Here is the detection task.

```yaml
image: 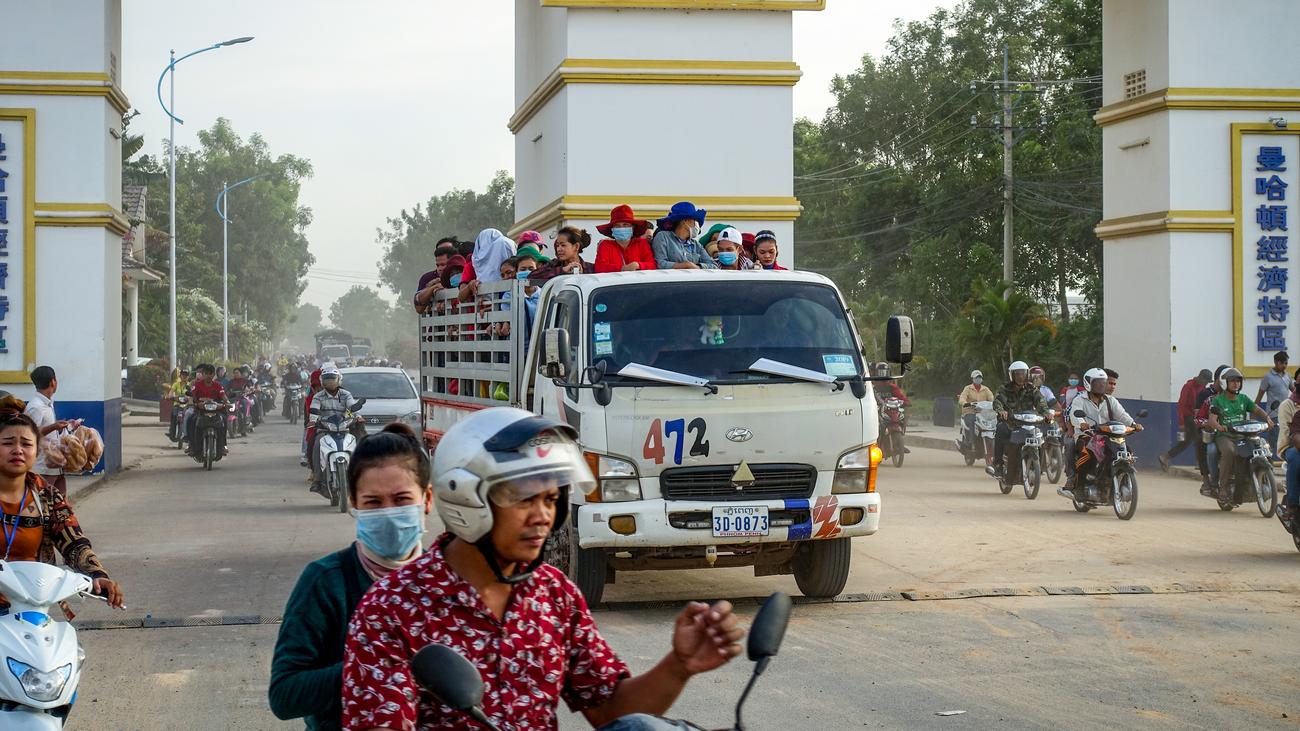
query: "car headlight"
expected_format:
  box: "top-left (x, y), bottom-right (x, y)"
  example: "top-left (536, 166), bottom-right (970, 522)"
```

top-left (583, 452), bottom-right (642, 502)
top-left (402, 411), bottom-right (422, 426)
top-left (833, 444), bottom-right (883, 494)
top-left (7, 658), bottom-right (72, 702)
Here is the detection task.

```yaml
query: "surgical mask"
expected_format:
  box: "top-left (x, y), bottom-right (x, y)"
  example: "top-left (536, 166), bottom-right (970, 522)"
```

top-left (717, 251), bottom-right (739, 266)
top-left (611, 226), bottom-right (634, 242)
top-left (688, 222), bottom-right (701, 240)
top-left (450, 273), bottom-right (462, 286)
top-left (1068, 378), bottom-right (1080, 386)
top-left (353, 505), bottom-right (425, 560)
top-left (516, 269), bottom-right (532, 281)
top-left (973, 377), bottom-right (983, 385)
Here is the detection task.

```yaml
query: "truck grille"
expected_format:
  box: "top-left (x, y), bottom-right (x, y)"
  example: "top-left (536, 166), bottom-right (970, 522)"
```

top-left (659, 463), bottom-right (816, 501)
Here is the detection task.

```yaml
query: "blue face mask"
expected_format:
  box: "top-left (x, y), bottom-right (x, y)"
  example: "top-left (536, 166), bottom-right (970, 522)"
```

top-left (516, 269), bottom-right (532, 281)
top-left (353, 505), bottom-right (426, 560)
top-left (450, 273), bottom-right (462, 287)
top-left (718, 251), bottom-right (739, 266)
top-left (611, 226), bottom-right (634, 242)
top-left (1068, 378), bottom-right (1080, 387)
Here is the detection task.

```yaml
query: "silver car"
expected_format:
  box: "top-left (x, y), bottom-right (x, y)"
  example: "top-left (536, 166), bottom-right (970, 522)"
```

top-left (338, 367), bottom-right (420, 435)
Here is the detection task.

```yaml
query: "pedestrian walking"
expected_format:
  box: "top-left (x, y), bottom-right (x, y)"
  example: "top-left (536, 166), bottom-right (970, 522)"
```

top-left (1255, 350), bottom-right (1292, 462)
top-left (1159, 368), bottom-right (1213, 472)
top-left (24, 366), bottom-right (72, 498)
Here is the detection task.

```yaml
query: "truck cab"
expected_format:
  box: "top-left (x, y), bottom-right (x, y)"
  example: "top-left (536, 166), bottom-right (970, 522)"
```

top-left (419, 270), bottom-right (913, 604)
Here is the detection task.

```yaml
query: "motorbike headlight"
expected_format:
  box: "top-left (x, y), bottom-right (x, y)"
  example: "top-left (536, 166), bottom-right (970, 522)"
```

top-left (7, 658), bottom-right (72, 702)
top-left (834, 444), bottom-right (883, 494)
top-left (582, 452), bottom-right (642, 502)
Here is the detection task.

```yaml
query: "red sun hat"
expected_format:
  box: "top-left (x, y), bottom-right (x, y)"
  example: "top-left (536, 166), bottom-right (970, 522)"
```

top-left (597, 204), bottom-right (651, 238)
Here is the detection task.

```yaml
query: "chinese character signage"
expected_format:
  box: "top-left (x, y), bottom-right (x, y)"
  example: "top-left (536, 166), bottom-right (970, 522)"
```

top-left (1241, 133), bottom-right (1300, 368)
top-left (0, 114), bottom-right (28, 377)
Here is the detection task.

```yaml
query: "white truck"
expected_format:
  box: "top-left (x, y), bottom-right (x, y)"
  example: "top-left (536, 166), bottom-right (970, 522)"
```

top-left (418, 270), bottom-right (914, 603)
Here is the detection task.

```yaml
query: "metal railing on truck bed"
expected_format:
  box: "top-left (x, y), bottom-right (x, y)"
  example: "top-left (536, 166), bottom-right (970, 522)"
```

top-left (418, 280), bottom-right (530, 412)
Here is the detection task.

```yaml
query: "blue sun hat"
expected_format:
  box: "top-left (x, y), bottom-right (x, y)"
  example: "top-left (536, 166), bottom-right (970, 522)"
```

top-left (656, 201), bottom-right (708, 230)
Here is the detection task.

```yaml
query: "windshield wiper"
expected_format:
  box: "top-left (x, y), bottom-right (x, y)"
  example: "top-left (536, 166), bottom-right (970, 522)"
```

top-left (746, 358), bottom-right (843, 389)
top-left (617, 363), bottom-right (717, 394)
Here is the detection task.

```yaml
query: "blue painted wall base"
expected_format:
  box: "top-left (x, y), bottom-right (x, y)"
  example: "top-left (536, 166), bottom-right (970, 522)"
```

top-left (1115, 398), bottom-right (1182, 472)
top-left (56, 399), bottom-right (121, 474)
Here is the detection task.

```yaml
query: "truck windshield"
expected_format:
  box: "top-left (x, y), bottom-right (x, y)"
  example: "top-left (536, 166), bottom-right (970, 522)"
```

top-left (321, 345), bottom-right (349, 360)
top-left (589, 281), bottom-right (863, 383)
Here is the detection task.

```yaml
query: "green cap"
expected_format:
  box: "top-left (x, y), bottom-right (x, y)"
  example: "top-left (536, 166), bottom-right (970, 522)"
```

top-left (516, 244), bottom-right (551, 264)
top-left (698, 222), bottom-right (731, 247)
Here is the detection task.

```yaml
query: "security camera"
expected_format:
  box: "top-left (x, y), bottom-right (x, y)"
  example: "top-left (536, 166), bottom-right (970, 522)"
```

top-left (1270, 116), bottom-right (1287, 129)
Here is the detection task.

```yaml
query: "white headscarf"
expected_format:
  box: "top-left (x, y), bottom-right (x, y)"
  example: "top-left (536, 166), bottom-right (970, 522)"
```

top-left (471, 228), bottom-right (516, 283)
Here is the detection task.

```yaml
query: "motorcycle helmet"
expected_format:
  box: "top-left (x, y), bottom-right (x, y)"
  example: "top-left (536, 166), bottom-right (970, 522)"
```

top-left (873, 362), bottom-right (892, 378)
top-left (1028, 365), bottom-right (1045, 384)
top-left (970, 370), bottom-right (983, 380)
top-left (432, 407), bottom-right (595, 584)
top-left (1084, 367), bottom-right (1108, 394)
top-left (1008, 360), bottom-right (1029, 377)
top-left (1221, 367), bottom-right (1244, 390)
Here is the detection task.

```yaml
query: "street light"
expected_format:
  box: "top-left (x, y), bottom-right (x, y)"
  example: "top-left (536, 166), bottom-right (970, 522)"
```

top-left (156, 36), bottom-right (254, 369)
top-left (215, 173), bottom-right (271, 360)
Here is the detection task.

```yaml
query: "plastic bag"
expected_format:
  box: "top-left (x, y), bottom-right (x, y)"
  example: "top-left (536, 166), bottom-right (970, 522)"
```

top-left (75, 426), bottom-right (104, 469)
top-left (39, 432), bottom-right (66, 469)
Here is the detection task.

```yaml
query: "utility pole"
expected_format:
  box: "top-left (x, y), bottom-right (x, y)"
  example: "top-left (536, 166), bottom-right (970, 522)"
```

top-left (1001, 42), bottom-right (1014, 291)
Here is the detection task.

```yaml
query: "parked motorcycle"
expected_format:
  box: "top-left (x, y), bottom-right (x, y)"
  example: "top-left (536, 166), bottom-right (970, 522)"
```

top-left (878, 397), bottom-right (907, 467)
top-left (413, 592), bottom-right (792, 731)
top-left (1057, 408), bottom-right (1145, 520)
top-left (957, 401), bottom-right (996, 467)
top-left (1205, 416), bottom-right (1277, 517)
top-left (284, 384), bottom-right (304, 425)
top-left (1043, 409), bottom-right (1065, 484)
top-left (990, 412), bottom-right (1045, 499)
top-left (190, 399), bottom-right (229, 471)
top-left (313, 399), bottom-right (367, 513)
top-left (0, 561), bottom-right (107, 729)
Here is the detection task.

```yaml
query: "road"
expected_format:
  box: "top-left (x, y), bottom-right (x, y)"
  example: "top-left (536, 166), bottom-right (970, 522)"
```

top-left (63, 420), bottom-right (1299, 730)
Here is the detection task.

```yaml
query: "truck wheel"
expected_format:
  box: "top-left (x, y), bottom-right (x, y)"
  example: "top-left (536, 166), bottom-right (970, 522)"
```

top-left (792, 537), bottom-right (851, 598)
top-left (546, 522), bottom-right (608, 606)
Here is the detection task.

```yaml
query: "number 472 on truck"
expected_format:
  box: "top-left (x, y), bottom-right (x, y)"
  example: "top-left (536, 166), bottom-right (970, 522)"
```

top-left (418, 269), bottom-right (914, 604)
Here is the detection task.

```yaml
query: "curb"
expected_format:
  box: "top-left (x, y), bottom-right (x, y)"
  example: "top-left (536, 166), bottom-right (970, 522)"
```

top-left (67, 444), bottom-right (166, 504)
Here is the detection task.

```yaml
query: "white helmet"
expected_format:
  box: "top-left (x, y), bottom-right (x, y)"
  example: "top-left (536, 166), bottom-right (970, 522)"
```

top-left (1083, 367), bottom-right (1108, 391)
top-left (432, 407), bottom-right (594, 583)
top-left (1008, 360), bottom-right (1029, 376)
top-left (321, 366), bottom-right (341, 384)
top-left (970, 370), bottom-right (983, 380)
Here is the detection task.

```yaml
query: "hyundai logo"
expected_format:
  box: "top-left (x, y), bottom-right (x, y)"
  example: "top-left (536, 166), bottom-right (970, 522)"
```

top-left (725, 427), bottom-right (753, 443)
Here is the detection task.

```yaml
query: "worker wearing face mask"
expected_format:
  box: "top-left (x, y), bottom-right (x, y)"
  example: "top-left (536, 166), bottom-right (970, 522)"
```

top-left (712, 227), bottom-right (757, 270)
top-left (651, 201), bottom-right (718, 270)
top-left (594, 205), bottom-right (658, 273)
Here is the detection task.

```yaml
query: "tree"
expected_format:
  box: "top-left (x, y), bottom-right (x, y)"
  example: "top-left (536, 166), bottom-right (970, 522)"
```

top-left (955, 280), bottom-right (1058, 377)
top-left (377, 171), bottom-right (514, 306)
top-left (284, 302), bottom-right (323, 354)
top-left (329, 286), bottom-right (394, 350)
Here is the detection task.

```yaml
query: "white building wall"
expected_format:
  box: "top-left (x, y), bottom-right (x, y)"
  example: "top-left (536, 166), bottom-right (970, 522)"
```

top-left (565, 8), bottom-right (792, 61)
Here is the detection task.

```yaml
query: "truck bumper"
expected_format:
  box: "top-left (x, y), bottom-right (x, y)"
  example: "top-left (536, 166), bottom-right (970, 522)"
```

top-left (575, 493), bottom-right (880, 550)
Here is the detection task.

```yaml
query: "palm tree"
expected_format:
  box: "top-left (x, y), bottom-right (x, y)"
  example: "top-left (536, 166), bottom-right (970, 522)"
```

top-left (956, 280), bottom-right (1057, 376)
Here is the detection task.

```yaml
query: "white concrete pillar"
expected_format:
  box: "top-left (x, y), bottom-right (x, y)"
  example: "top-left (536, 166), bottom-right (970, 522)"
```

top-left (125, 279), bottom-right (138, 363)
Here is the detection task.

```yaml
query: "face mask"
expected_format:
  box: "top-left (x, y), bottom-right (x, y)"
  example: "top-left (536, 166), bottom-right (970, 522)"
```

top-left (516, 269), bottom-right (532, 281)
top-left (688, 222), bottom-right (701, 240)
top-left (717, 251), bottom-right (739, 266)
top-left (450, 274), bottom-right (462, 286)
top-left (973, 378), bottom-right (983, 385)
top-left (611, 226), bottom-right (634, 242)
top-left (353, 504), bottom-right (425, 560)
top-left (1068, 378), bottom-right (1079, 387)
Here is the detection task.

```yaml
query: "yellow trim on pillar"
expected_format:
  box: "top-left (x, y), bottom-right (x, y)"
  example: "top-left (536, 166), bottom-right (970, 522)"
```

top-left (540, 0), bottom-right (825, 9)
top-left (510, 58), bottom-right (801, 132)
top-left (0, 71), bottom-right (111, 82)
top-left (1094, 210), bottom-right (1234, 239)
top-left (0, 78), bottom-right (129, 115)
top-left (0, 109), bottom-right (37, 383)
top-left (511, 194), bottom-right (801, 237)
top-left (1096, 87), bottom-right (1300, 127)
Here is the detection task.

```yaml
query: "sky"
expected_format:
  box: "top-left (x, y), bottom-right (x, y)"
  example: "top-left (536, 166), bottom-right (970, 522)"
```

top-left (121, 0), bottom-right (954, 318)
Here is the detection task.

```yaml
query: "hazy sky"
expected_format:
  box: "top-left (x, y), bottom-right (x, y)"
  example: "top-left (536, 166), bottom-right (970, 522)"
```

top-left (121, 0), bottom-right (954, 317)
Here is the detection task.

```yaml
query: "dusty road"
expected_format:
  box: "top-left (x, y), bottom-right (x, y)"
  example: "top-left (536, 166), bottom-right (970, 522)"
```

top-left (61, 422), bottom-right (1299, 729)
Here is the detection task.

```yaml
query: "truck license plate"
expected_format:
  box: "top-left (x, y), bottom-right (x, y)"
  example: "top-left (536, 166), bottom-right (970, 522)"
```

top-left (712, 506), bottom-right (769, 538)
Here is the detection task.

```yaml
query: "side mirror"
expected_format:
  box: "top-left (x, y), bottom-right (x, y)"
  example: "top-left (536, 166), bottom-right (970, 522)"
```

top-left (412, 645), bottom-right (498, 730)
top-left (1073, 410), bottom-right (1085, 418)
top-left (747, 592), bottom-right (792, 662)
top-left (1136, 409), bottom-right (1149, 418)
top-left (541, 328), bottom-right (572, 380)
top-left (1210, 406), bottom-right (1222, 416)
top-left (885, 316), bottom-right (914, 365)
top-left (352, 398), bottom-right (367, 411)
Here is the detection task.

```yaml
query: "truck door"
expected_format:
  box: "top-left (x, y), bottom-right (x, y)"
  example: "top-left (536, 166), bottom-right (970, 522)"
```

top-left (535, 289), bottom-right (581, 424)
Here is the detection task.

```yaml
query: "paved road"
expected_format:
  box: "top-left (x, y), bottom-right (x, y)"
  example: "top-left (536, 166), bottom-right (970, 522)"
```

top-left (63, 422), bottom-right (1299, 730)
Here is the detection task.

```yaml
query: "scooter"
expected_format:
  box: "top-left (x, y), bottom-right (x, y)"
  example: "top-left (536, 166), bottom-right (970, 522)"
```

top-left (0, 561), bottom-right (101, 729)
top-left (879, 397), bottom-right (907, 468)
top-left (413, 592), bottom-right (792, 731)
top-left (957, 401), bottom-right (996, 467)
top-left (1056, 408), bottom-right (1145, 520)
top-left (168, 395), bottom-right (190, 449)
top-left (989, 412), bottom-right (1046, 499)
top-left (312, 399), bottom-right (367, 513)
top-left (1043, 409), bottom-right (1065, 484)
top-left (1205, 416), bottom-right (1277, 517)
top-left (258, 382), bottom-right (278, 424)
top-left (190, 399), bottom-right (229, 471)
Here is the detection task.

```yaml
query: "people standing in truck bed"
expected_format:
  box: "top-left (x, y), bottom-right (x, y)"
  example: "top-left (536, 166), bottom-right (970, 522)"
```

top-left (529, 227), bottom-right (595, 281)
top-left (594, 205), bottom-right (657, 273)
top-left (651, 201), bottom-right (719, 270)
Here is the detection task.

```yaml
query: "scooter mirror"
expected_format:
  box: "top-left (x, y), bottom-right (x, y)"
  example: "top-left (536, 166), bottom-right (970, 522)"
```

top-left (1073, 410), bottom-right (1085, 419)
top-left (352, 398), bottom-right (367, 411)
top-left (1136, 409), bottom-right (1149, 418)
top-left (747, 592), bottom-right (792, 662)
top-left (412, 645), bottom-right (487, 716)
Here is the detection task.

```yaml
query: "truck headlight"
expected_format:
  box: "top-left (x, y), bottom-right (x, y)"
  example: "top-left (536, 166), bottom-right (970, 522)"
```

top-left (832, 444), bottom-right (884, 494)
top-left (583, 452), bottom-right (642, 502)
top-left (7, 658), bottom-right (72, 702)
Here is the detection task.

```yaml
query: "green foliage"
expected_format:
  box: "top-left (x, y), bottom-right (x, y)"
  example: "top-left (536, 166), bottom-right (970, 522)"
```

top-left (956, 280), bottom-right (1057, 373)
top-left (284, 303), bottom-right (324, 354)
top-left (329, 286), bottom-right (394, 348)
top-left (126, 360), bottom-right (169, 400)
top-left (377, 171), bottom-right (514, 306)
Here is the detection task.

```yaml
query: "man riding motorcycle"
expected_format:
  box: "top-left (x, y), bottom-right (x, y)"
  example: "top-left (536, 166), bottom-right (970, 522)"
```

top-left (1206, 367), bottom-right (1274, 500)
top-left (340, 407), bottom-right (743, 730)
top-left (183, 363), bottom-right (229, 458)
top-left (988, 361), bottom-right (1049, 479)
top-left (1065, 368), bottom-right (1141, 498)
top-left (1029, 366), bottom-right (1059, 408)
top-left (305, 367), bottom-right (361, 496)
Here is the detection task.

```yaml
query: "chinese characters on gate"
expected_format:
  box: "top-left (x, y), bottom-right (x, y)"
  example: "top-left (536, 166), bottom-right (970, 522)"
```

top-left (1256, 145), bottom-right (1290, 351)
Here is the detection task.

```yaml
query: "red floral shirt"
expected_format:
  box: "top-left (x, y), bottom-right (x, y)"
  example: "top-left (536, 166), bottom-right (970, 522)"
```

top-left (342, 533), bottom-right (629, 731)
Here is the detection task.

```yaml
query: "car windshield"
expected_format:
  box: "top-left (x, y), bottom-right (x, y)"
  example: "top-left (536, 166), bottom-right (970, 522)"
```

top-left (589, 281), bottom-right (863, 383)
top-left (343, 372), bottom-right (416, 400)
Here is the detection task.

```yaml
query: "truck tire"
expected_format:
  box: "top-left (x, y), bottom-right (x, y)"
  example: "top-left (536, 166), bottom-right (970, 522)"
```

top-left (545, 521), bottom-right (609, 606)
top-left (792, 537), bottom-right (851, 598)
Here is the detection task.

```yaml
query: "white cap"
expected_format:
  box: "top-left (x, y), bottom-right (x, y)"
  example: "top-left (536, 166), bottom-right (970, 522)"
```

top-left (717, 227), bottom-right (744, 245)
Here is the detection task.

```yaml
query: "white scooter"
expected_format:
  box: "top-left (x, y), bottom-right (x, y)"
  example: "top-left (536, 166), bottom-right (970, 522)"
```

top-left (313, 399), bottom-right (367, 514)
top-left (0, 561), bottom-right (100, 729)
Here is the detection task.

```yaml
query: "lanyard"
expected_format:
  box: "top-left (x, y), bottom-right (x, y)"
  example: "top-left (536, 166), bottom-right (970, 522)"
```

top-left (3, 487), bottom-right (29, 561)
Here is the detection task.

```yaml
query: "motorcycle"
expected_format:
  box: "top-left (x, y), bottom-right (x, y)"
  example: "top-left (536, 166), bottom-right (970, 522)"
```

top-left (413, 592), bottom-right (792, 731)
top-left (1279, 503), bottom-right (1300, 552)
top-left (167, 395), bottom-right (190, 449)
top-left (284, 383), bottom-right (304, 425)
top-left (957, 401), bottom-right (996, 467)
top-left (258, 382), bottom-right (278, 423)
top-left (190, 399), bottom-right (229, 471)
top-left (1205, 417), bottom-right (1277, 517)
top-left (312, 399), bottom-right (367, 513)
top-left (1057, 408), bottom-right (1145, 520)
top-left (878, 397), bottom-right (907, 468)
top-left (989, 412), bottom-right (1045, 499)
top-left (227, 388), bottom-right (253, 438)
top-left (0, 561), bottom-right (108, 729)
top-left (1043, 409), bottom-right (1065, 484)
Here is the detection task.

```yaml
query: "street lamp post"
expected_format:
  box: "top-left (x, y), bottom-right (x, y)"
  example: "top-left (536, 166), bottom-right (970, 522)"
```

top-left (216, 173), bottom-right (271, 361)
top-left (156, 36), bottom-right (254, 369)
